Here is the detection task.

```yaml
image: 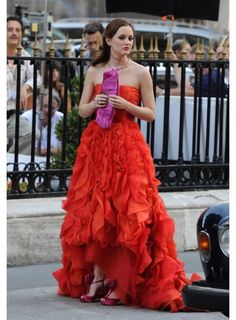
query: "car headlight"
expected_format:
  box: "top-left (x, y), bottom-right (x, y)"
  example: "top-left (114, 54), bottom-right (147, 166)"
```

top-left (218, 223), bottom-right (229, 257)
top-left (198, 231), bottom-right (211, 263)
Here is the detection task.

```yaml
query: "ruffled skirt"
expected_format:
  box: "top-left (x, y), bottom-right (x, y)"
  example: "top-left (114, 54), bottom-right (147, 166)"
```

top-left (53, 119), bottom-right (198, 311)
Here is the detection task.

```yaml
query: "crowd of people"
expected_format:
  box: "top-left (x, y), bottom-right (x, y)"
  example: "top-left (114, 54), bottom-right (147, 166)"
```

top-left (7, 15), bottom-right (229, 157)
top-left (156, 37), bottom-right (229, 98)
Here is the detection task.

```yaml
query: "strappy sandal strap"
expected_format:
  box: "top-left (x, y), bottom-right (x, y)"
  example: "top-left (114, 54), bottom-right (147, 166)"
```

top-left (91, 278), bottom-right (106, 284)
top-left (100, 280), bottom-right (122, 306)
top-left (85, 273), bottom-right (106, 285)
top-left (81, 274), bottom-right (109, 303)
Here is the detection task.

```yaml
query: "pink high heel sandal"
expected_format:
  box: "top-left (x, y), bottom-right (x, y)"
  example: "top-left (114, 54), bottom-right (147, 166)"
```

top-left (100, 279), bottom-right (121, 306)
top-left (80, 273), bottom-right (108, 303)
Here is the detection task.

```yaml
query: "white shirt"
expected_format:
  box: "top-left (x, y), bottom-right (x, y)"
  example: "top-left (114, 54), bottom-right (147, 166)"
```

top-left (7, 49), bottom-right (42, 111)
top-left (22, 110), bottom-right (63, 150)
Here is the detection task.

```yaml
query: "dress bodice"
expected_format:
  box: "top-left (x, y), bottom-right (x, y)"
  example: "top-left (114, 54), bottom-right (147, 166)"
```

top-left (94, 84), bottom-right (141, 122)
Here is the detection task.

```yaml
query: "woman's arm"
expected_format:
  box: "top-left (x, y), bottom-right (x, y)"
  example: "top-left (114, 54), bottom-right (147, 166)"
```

top-left (78, 67), bottom-right (97, 118)
top-left (78, 67), bottom-right (108, 118)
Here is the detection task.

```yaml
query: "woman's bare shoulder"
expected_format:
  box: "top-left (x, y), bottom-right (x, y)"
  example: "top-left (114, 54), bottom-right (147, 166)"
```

top-left (83, 65), bottom-right (107, 90)
top-left (86, 65), bottom-right (97, 76)
top-left (86, 64), bottom-right (106, 79)
top-left (130, 60), bottom-right (149, 74)
top-left (129, 60), bottom-right (150, 80)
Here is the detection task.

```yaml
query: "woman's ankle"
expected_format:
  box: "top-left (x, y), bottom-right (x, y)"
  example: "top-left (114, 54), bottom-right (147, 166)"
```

top-left (93, 265), bottom-right (105, 282)
top-left (87, 281), bottom-right (103, 296)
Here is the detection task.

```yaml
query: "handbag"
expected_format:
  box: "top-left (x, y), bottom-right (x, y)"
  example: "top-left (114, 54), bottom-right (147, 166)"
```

top-left (96, 68), bottom-right (119, 128)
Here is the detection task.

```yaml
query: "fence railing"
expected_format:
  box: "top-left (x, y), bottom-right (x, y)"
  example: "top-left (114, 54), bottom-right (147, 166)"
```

top-left (7, 56), bottom-right (229, 198)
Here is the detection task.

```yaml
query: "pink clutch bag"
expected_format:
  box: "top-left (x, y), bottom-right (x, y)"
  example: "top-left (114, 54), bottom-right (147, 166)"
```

top-left (96, 68), bottom-right (119, 128)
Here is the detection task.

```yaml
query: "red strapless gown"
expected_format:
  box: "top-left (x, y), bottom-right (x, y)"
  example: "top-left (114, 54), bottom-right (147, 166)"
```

top-left (53, 85), bottom-right (199, 311)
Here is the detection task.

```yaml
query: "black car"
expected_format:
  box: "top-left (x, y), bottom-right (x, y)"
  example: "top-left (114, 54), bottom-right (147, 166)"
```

top-left (182, 202), bottom-right (229, 317)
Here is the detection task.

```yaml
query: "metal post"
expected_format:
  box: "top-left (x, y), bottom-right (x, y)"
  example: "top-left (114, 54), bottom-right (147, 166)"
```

top-left (40, 0), bottom-right (48, 88)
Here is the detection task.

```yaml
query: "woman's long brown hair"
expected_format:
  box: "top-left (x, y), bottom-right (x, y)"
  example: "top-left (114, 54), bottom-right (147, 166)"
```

top-left (91, 18), bottom-right (134, 67)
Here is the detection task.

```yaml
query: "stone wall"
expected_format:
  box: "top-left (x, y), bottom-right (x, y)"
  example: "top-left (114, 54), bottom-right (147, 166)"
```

top-left (7, 189), bottom-right (229, 266)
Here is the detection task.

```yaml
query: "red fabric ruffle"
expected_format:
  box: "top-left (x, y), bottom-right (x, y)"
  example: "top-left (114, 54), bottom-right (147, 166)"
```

top-left (53, 85), bottom-right (200, 311)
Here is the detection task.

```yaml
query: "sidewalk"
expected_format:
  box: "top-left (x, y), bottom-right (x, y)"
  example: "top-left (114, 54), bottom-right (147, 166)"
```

top-left (8, 287), bottom-right (228, 320)
top-left (7, 253), bottom-right (228, 320)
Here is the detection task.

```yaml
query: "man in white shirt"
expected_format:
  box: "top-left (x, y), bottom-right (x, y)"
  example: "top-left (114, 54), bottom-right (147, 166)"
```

top-left (22, 90), bottom-right (63, 156)
top-left (7, 16), bottom-right (42, 155)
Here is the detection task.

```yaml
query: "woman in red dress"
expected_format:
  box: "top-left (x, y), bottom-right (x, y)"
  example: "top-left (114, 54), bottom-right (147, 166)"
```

top-left (53, 18), bottom-right (198, 311)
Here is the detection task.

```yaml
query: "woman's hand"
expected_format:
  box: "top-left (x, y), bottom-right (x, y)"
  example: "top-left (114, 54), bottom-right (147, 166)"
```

top-left (93, 93), bottom-right (109, 109)
top-left (108, 95), bottom-right (128, 110)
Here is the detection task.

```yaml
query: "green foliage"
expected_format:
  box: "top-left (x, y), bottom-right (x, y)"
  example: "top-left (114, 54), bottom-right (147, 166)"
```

top-left (51, 107), bottom-right (91, 168)
top-left (70, 75), bottom-right (81, 106)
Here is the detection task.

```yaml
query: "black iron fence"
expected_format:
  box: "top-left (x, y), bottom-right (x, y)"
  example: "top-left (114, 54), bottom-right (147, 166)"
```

top-left (7, 56), bottom-right (229, 198)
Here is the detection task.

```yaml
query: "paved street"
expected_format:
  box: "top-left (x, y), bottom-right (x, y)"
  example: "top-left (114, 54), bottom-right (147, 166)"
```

top-left (7, 251), bottom-right (228, 320)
